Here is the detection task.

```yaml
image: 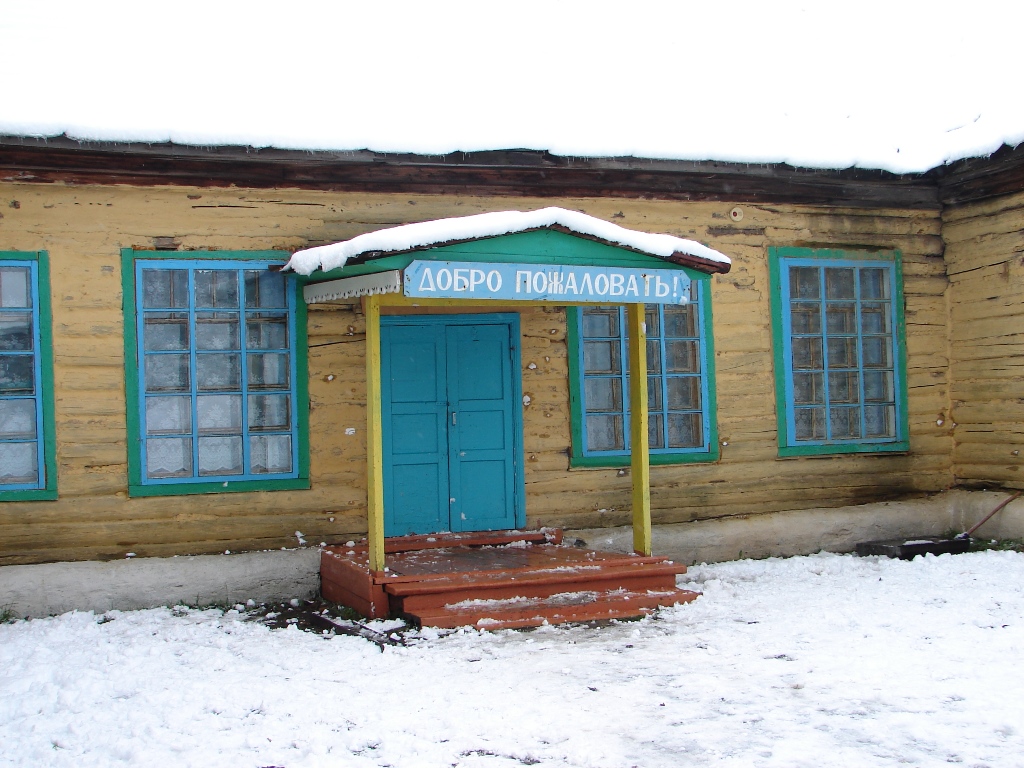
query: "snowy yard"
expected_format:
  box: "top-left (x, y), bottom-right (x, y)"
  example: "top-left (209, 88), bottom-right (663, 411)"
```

top-left (2, 550), bottom-right (1022, 768)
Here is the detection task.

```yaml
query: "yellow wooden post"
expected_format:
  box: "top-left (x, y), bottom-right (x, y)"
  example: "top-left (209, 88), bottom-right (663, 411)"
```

top-left (627, 303), bottom-right (652, 556)
top-left (364, 295), bottom-right (386, 573)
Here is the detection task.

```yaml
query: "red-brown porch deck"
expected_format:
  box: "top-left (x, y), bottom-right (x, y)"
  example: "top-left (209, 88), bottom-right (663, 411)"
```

top-left (321, 530), bottom-right (698, 630)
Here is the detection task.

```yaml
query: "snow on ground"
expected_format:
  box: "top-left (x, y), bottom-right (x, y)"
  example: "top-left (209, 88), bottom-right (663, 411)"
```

top-left (2, 550), bottom-right (1023, 767)
top-left (2, 2), bottom-right (1023, 172)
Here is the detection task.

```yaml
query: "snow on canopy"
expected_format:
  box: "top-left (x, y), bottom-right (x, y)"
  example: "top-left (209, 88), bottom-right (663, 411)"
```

top-left (284, 207), bottom-right (731, 276)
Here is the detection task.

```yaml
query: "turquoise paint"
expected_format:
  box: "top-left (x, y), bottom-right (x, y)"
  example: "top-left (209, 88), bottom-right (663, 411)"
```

top-left (381, 314), bottom-right (523, 536)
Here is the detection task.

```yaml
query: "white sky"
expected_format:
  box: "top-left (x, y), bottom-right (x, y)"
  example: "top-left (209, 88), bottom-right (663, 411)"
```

top-left (1, 0), bottom-right (1023, 172)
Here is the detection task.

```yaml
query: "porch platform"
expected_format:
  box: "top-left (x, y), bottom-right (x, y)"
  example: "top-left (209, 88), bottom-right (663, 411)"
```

top-left (320, 530), bottom-right (698, 630)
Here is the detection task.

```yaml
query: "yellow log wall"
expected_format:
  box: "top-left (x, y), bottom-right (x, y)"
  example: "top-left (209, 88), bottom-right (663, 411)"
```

top-left (944, 190), bottom-right (1024, 488)
top-left (0, 182), bottom-right (953, 564)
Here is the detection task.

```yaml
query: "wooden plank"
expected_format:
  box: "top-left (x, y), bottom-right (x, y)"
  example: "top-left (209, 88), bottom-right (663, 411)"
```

top-left (627, 303), bottom-right (652, 557)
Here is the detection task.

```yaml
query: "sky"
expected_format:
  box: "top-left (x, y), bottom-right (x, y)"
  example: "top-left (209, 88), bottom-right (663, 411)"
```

top-left (1, 1), bottom-right (1023, 172)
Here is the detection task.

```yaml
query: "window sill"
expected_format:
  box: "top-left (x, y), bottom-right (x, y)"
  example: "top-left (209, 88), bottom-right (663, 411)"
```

top-left (776, 441), bottom-right (910, 458)
top-left (570, 450), bottom-right (720, 469)
top-left (128, 477), bottom-right (310, 497)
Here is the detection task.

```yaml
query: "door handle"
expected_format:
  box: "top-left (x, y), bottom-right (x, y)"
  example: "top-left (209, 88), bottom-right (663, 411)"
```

top-left (452, 411), bottom-right (457, 425)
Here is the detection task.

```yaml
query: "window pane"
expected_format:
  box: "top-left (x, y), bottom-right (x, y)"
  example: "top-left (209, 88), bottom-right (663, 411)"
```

top-left (862, 336), bottom-right (891, 368)
top-left (790, 267), bottom-right (820, 299)
top-left (245, 270), bottom-right (287, 309)
top-left (0, 441), bottom-right (37, 483)
top-left (863, 371), bottom-right (894, 402)
top-left (146, 437), bottom-right (192, 478)
top-left (827, 338), bottom-right (858, 368)
top-left (860, 303), bottom-right (890, 335)
top-left (584, 340), bottom-right (620, 374)
top-left (195, 270), bottom-right (238, 308)
top-left (143, 314), bottom-right (189, 351)
top-left (861, 268), bottom-right (889, 300)
top-left (0, 355), bottom-right (35, 394)
top-left (667, 377), bottom-right (700, 410)
top-left (584, 377), bottom-right (621, 412)
top-left (646, 339), bottom-right (662, 374)
top-left (0, 267), bottom-right (31, 308)
top-left (246, 316), bottom-right (289, 350)
top-left (145, 396), bottom-right (191, 435)
top-left (825, 268), bottom-right (855, 299)
top-left (142, 269), bottom-right (188, 309)
top-left (586, 414), bottom-right (623, 451)
top-left (791, 337), bottom-right (822, 370)
top-left (582, 308), bottom-right (618, 338)
top-left (198, 436), bottom-right (243, 476)
top-left (247, 353), bottom-right (290, 389)
top-left (794, 407), bottom-right (826, 441)
top-left (196, 353), bottom-right (241, 391)
top-left (197, 394), bottom-right (242, 434)
top-left (644, 306), bottom-right (660, 337)
top-left (865, 405), bottom-right (896, 437)
top-left (196, 313), bottom-right (240, 350)
top-left (668, 413), bottom-right (702, 448)
top-left (793, 372), bottom-right (823, 405)
top-left (0, 399), bottom-right (37, 438)
top-left (251, 434), bottom-right (292, 474)
top-left (828, 371), bottom-right (860, 404)
top-left (665, 340), bottom-right (699, 373)
top-left (825, 303), bottom-right (857, 334)
top-left (0, 313), bottom-right (33, 351)
top-left (663, 305), bottom-right (697, 337)
top-left (789, 303), bottom-right (820, 334)
top-left (144, 354), bottom-right (189, 392)
top-left (648, 415), bottom-right (665, 449)
top-left (248, 394), bottom-right (290, 431)
top-left (646, 376), bottom-right (662, 410)
top-left (830, 406), bottom-right (861, 439)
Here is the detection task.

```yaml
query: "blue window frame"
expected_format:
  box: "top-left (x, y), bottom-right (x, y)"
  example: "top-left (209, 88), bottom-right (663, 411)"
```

top-left (568, 280), bottom-right (718, 466)
top-left (1, 257), bottom-right (55, 496)
top-left (129, 258), bottom-right (306, 491)
top-left (771, 248), bottom-right (909, 456)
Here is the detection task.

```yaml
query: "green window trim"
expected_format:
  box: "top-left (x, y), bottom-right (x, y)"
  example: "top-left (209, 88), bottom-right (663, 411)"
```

top-left (769, 247), bottom-right (910, 457)
top-left (0, 251), bottom-right (57, 501)
top-left (122, 249), bottom-right (310, 497)
top-left (567, 278), bottom-right (720, 468)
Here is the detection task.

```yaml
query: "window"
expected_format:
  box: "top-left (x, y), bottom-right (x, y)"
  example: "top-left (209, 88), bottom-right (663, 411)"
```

top-left (0, 252), bottom-right (56, 499)
top-left (770, 247), bottom-right (908, 455)
top-left (568, 280), bottom-right (718, 466)
top-left (124, 253), bottom-right (309, 495)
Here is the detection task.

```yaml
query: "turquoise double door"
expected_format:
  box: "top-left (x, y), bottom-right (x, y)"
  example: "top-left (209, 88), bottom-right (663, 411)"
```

top-left (381, 314), bottom-right (525, 537)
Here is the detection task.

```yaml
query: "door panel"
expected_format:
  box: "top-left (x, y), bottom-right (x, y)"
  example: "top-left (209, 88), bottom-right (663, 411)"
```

top-left (381, 316), bottom-right (522, 537)
top-left (448, 323), bottom-right (517, 532)
top-left (381, 325), bottom-right (448, 536)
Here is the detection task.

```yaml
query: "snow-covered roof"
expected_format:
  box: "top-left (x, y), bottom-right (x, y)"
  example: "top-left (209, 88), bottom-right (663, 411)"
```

top-left (2, 3), bottom-right (1023, 173)
top-left (285, 208), bottom-right (731, 276)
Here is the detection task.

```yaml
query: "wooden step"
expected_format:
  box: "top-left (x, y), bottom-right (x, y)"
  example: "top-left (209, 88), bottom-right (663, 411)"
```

top-left (382, 529), bottom-right (561, 554)
top-left (407, 586), bottom-right (699, 630)
top-left (384, 558), bottom-right (686, 612)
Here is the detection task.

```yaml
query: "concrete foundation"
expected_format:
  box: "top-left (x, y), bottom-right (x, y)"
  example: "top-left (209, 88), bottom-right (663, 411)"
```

top-left (0, 548), bottom-right (321, 619)
top-left (569, 490), bottom-right (1024, 564)
top-left (2, 490), bottom-right (1022, 619)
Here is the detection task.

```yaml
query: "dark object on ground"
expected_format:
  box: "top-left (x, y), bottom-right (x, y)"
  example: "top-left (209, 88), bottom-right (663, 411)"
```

top-left (856, 490), bottom-right (1021, 560)
top-left (855, 536), bottom-right (971, 560)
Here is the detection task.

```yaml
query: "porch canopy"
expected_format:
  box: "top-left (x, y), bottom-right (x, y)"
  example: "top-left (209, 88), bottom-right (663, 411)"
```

top-left (286, 208), bottom-right (731, 571)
